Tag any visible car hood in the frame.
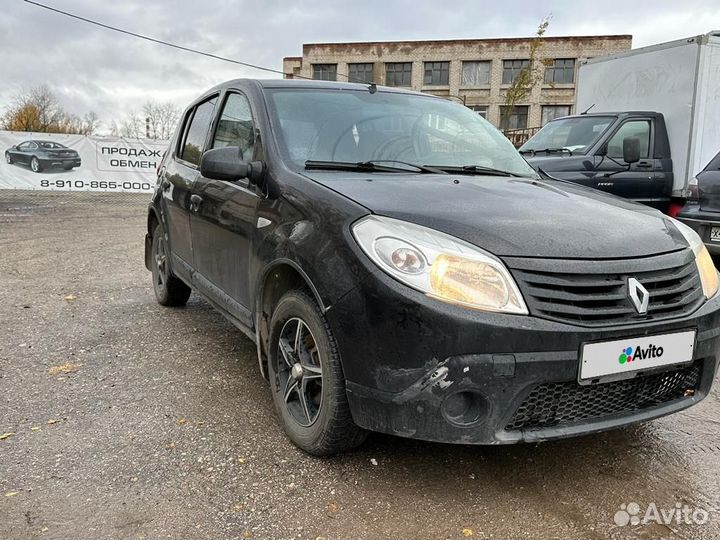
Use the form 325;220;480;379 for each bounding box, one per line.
302;171;689;259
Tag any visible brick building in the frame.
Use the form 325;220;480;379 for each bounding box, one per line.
283;35;631;129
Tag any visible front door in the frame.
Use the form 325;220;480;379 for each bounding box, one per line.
593;118;664;203
189;91;261;325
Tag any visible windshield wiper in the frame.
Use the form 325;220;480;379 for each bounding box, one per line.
429;164;528;177
519;148;573;156
304;160;446;174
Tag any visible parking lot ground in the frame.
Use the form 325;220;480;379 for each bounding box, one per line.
1;190;720;540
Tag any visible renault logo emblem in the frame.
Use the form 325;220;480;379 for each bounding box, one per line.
628;277;650;314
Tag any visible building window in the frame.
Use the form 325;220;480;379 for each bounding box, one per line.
312;64;337;81
424;61;450;85
544;58;575;84
385;62;413;87
461;61;491;86
470;105;488;119
500;105;529;130
502;59;530;84
348;63;374;84
541;105;572;125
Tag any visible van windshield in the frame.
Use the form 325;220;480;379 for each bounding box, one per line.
519;116;615;154
266;88;537;178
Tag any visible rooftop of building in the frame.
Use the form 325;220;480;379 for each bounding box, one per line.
283;34;632;60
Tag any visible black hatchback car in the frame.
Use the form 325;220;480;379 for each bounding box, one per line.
146;79;720;455
5;140;81;172
678;150;720;254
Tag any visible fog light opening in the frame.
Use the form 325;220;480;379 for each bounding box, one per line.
441;391;486;426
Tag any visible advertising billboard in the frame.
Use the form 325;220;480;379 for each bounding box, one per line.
0;131;168;193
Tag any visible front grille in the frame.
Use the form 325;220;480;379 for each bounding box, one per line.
510;251;704;326
505;363;702;431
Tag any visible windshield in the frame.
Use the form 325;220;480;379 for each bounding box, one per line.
519;115;615;153
266;88;537;177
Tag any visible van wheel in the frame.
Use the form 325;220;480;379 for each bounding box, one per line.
151;223;191;306
268;290;367;456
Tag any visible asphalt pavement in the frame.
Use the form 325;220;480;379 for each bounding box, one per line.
1;190;719;539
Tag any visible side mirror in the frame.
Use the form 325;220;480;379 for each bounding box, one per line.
622;136;641;164
200;146;263;183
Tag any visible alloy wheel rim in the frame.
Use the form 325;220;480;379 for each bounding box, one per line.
31;158;38;171
154;234;168;291
5;154;9;163
276;317;323;427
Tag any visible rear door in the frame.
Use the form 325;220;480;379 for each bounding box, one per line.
593;118;665;203
160;96;218;275
699;151;720;213
189;90;262;325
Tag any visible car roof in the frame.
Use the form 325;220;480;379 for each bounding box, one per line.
197;78;434;101
553;111;662;120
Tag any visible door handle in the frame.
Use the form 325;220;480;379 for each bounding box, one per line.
190;194;203;212
635;162;653;169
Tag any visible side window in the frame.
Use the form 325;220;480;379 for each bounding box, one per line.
17;142;29;150
607;120;650;159
179;97;217;166
211;93;256;160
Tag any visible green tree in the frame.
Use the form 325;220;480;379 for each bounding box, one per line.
501;16;551;131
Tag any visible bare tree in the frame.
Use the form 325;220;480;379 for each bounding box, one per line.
111;100;180;140
120;110;144;139
81;111;100;135
143;100;181;140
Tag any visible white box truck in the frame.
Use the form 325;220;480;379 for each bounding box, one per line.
521;31;720;216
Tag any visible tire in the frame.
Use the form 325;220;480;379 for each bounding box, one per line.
5;152;12;164
268;290;367;456
63;165;73;171
151;223;191;306
30;156;42;173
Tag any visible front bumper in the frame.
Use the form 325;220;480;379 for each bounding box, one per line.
327;265;720;445
678;206;720;255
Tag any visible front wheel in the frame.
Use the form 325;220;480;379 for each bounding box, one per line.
268;290;367;456
5;152;12;164
151;223;191;306
30;156;42;173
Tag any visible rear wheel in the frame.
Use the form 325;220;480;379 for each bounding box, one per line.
268;290;366;456
30;156;42;173
151;223;191;306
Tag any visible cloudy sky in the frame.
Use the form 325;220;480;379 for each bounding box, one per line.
1;0;718;132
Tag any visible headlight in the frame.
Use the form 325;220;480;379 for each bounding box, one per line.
670;218;719;299
352;215;528;314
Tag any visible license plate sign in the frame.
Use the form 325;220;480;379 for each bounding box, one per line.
580;330;695;381
711;227;720;242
